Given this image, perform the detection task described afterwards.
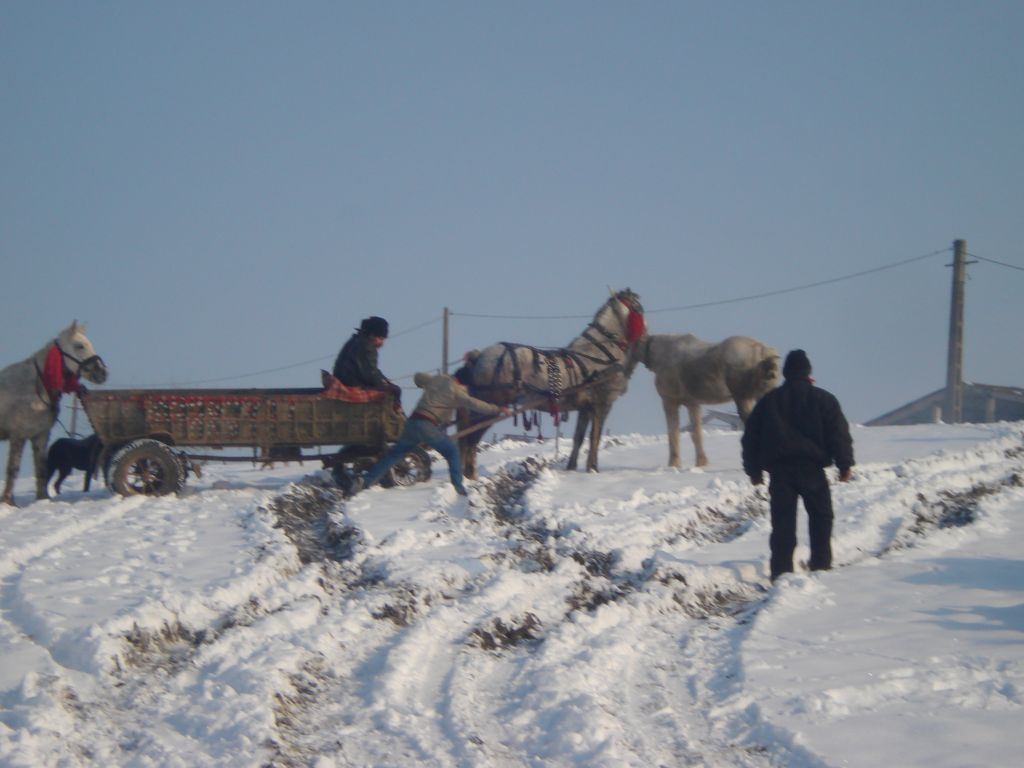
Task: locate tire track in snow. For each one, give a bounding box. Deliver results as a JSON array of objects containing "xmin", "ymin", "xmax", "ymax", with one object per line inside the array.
[
  {"xmin": 0, "ymin": 494, "xmax": 149, "ymax": 581},
  {"xmin": 0, "ymin": 495, "xmax": 150, "ymax": 689},
  {"xmin": 681, "ymin": 431, "xmax": 1024, "ymax": 767},
  {"xmin": 428, "ymin": 433, "xmax": 1024, "ymax": 767},
  {"xmin": 99, "ymin": 430, "xmax": 1022, "ymax": 768},
  {"xmin": 0, "ymin": 484, "xmax": 329, "ymax": 766},
  {"xmin": 16, "ymin": 430, "xmax": 1017, "ymax": 766},
  {"xmin": 270, "ymin": 469, "xmax": 578, "ymax": 766},
  {"xmin": 833, "ymin": 431, "xmax": 1024, "ymax": 563},
  {"xmin": 344, "ymin": 460, "xmax": 776, "ymax": 767}
]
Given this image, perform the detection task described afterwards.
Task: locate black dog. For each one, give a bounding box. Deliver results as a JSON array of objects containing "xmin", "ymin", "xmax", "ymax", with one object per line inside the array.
[{"xmin": 46, "ymin": 434, "xmax": 103, "ymax": 495}]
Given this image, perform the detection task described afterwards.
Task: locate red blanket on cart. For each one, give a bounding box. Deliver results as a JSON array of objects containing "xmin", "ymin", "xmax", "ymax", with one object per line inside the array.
[{"xmin": 320, "ymin": 370, "xmax": 389, "ymax": 403}]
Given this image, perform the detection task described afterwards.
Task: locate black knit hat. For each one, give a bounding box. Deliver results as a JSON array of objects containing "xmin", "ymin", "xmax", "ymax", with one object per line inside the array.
[
  {"xmin": 359, "ymin": 316, "xmax": 389, "ymax": 338},
  {"xmin": 782, "ymin": 349, "xmax": 812, "ymax": 380}
]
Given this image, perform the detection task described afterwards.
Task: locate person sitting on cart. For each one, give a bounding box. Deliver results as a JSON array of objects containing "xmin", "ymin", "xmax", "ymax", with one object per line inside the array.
[
  {"xmin": 353, "ymin": 367, "xmax": 511, "ymax": 497},
  {"xmin": 333, "ymin": 316, "xmax": 402, "ymax": 404}
]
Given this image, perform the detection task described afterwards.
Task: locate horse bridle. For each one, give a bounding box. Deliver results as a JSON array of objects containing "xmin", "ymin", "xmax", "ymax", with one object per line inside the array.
[{"xmin": 55, "ymin": 340, "xmax": 105, "ymax": 379}]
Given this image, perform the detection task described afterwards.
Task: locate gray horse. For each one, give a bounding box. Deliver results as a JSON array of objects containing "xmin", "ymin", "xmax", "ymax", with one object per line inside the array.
[
  {"xmin": 629, "ymin": 333, "xmax": 779, "ymax": 468},
  {"xmin": 1, "ymin": 322, "xmax": 108, "ymax": 505},
  {"xmin": 458, "ymin": 289, "xmax": 646, "ymax": 478}
]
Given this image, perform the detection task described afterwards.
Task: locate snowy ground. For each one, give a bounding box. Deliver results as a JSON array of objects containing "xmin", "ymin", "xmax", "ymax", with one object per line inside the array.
[{"xmin": 1, "ymin": 422, "xmax": 1022, "ymax": 767}]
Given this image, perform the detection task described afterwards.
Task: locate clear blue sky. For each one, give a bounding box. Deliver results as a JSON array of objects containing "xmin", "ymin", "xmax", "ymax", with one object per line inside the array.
[{"xmin": 2, "ymin": 1, "xmax": 1022, "ymax": 470}]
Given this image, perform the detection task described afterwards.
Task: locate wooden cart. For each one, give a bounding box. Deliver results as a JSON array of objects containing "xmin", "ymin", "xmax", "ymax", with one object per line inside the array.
[{"xmin": 80, "ymin": 387, "xmax": 430, "ymax": 496}]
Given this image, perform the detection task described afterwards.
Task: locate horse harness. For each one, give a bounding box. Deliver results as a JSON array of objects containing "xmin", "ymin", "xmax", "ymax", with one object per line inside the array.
[
  {"xmin": 486, "ymin": 311, "xmax": 633, "ymax": 418},
  {"xmin": 33, "ymin": 340, "xmax": 104, "ymax": 411},
  {"xmin": 462, "ymin": 290, "xmax": 644, "ymax": 434}
]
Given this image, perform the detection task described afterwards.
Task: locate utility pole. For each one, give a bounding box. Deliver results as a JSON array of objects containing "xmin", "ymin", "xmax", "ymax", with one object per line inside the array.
[
  {"xmin": 944, "ymin": 239, "xmax": 971, "ymax": 423},
  {"xmin": 442, "ymin": 307, "xmax": 450, "ymax": 374}
]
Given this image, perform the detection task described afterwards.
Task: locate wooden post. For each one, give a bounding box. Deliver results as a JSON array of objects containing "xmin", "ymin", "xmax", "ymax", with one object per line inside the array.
[
  {"xmin": 944, "ymin": 239, "xmax": 968, "ymax": 423},
  {"xmin": 442, "ymin": 307, "xmax": 450, "ymax": 374}
]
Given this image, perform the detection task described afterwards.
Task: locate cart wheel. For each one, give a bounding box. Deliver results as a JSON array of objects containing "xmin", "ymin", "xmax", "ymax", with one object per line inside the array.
[
  {"xmin": 382, "ymin": 447, "xmax": 432, "ymax": 488},
  {"xmin": 108, "ymin": 439, "xmax": 186, "ymax": 497}
]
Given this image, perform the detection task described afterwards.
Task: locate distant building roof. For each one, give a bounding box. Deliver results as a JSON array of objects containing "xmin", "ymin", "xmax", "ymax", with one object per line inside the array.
[{"xmin": 867, "ymin": 383, "xmax": 1024, "ymax": 426}]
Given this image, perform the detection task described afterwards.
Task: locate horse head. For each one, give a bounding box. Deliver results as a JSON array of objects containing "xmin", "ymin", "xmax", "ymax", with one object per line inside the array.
[
  {"xmin": 57, "ymin": 321, "xmax": 108, "ymax": 384},
  {"xmin": 601, "ymin": 288, "xmax": 646, "ymax": 347}
]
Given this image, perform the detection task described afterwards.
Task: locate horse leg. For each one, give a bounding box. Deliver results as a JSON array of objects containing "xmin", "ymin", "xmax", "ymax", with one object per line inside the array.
[
  {"xmin": 688, "ymin": 404, "xmax": 708, "ymax": 467},
  {"xmin": 566, "ymin": 410, "xmax": 590, "ymax": 471},
  {"xmin": 663, "ymin": 398, "xmax": 682, "ymax": 468},
  {"xmin": 3, "ymin": 437, "xmax": 26, "ymax": 506},
  {"xmin": 586, "ymin": 404, "xmax": 610, "ymax": 473},
  {"xmin": 32, "ymin": 431, "xmax": 51, "ymax": 500}
]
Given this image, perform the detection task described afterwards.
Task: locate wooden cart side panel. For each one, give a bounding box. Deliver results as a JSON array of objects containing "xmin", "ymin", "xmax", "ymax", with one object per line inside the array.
[
  {"xmin": 81, "ymin": 393, "xmax": 148, "ymax": 444},
  {"xmin": 82, "ymin": 390, "xmax": 404, "ymax": 449}
]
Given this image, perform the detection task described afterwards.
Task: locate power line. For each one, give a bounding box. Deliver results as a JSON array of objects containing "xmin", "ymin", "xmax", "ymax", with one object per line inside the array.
[
  {"xmin": 647, "ymin": 248, "xmax": 952, "ymax": 314},
  {"xmin": 390, "ymin": 316, "xmax": 443, "ymax": 337},
  {"xmin": 118, "ymin": 247, "xmax": 959, "ymax": 388},
  {"xmin": 141, "ymin": 355, "xmax": 333, "ymax": 387},
  {"xmin": 453, "ymin": 248, "xmax": 953, "ymax": 319},
  {"xmin": 452, "ymin": 310, "xmax": 596, "ymax": 320},
  {"xmin": 129, "ymin": 315, "xmax": 442, "ymax": 388},
  {"xmin": 969, "ymin": 252, "xmax": 1024, "ymax": 272}
]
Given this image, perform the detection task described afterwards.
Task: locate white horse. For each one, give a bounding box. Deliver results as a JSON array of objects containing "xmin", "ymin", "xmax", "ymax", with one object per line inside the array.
[
  {"xmin": 630, "ymin": 333, "xmax": 779, "ymax": 468},
  {"xmin": 458, "ymin": 289, "xmax": 646, "ymax": 478},
  {"xmin": 1, "ymin": 322, "xmax": 108, "ymax": 504}
]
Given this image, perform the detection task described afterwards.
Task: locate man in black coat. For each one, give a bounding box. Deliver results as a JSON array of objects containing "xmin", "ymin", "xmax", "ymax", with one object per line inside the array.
[
  {"xmin": 333, "ymin": 316, "xmax": 402, "ymax": 402},
  {"xmin": 741, "ymin": 349, "xmax": 854, "ymax": 581}
]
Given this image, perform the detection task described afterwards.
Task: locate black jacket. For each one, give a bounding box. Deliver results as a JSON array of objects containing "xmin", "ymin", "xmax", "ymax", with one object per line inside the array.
[
  {"xmin": 332, "ymin": 332, "xmax": 387, "ymax": 388},
  {"xmin": 741, "ymin": 379, "xmax": 854, "ymax": 477}
]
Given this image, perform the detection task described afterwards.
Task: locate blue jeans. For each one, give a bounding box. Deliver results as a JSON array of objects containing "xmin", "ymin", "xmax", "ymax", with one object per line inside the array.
[{"xmin": 364, "ymin": 416, "xmax": 464, "ymax": 490}]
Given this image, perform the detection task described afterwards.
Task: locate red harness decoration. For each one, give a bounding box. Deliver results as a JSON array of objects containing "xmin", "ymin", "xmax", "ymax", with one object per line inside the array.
[
  {"xmin": 627, "ymin": 310, "xmax": 646, "ymax": 345},
  {"xmin": 41, "ymin": 344, "xmax": 80, "ymax": 403}
]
